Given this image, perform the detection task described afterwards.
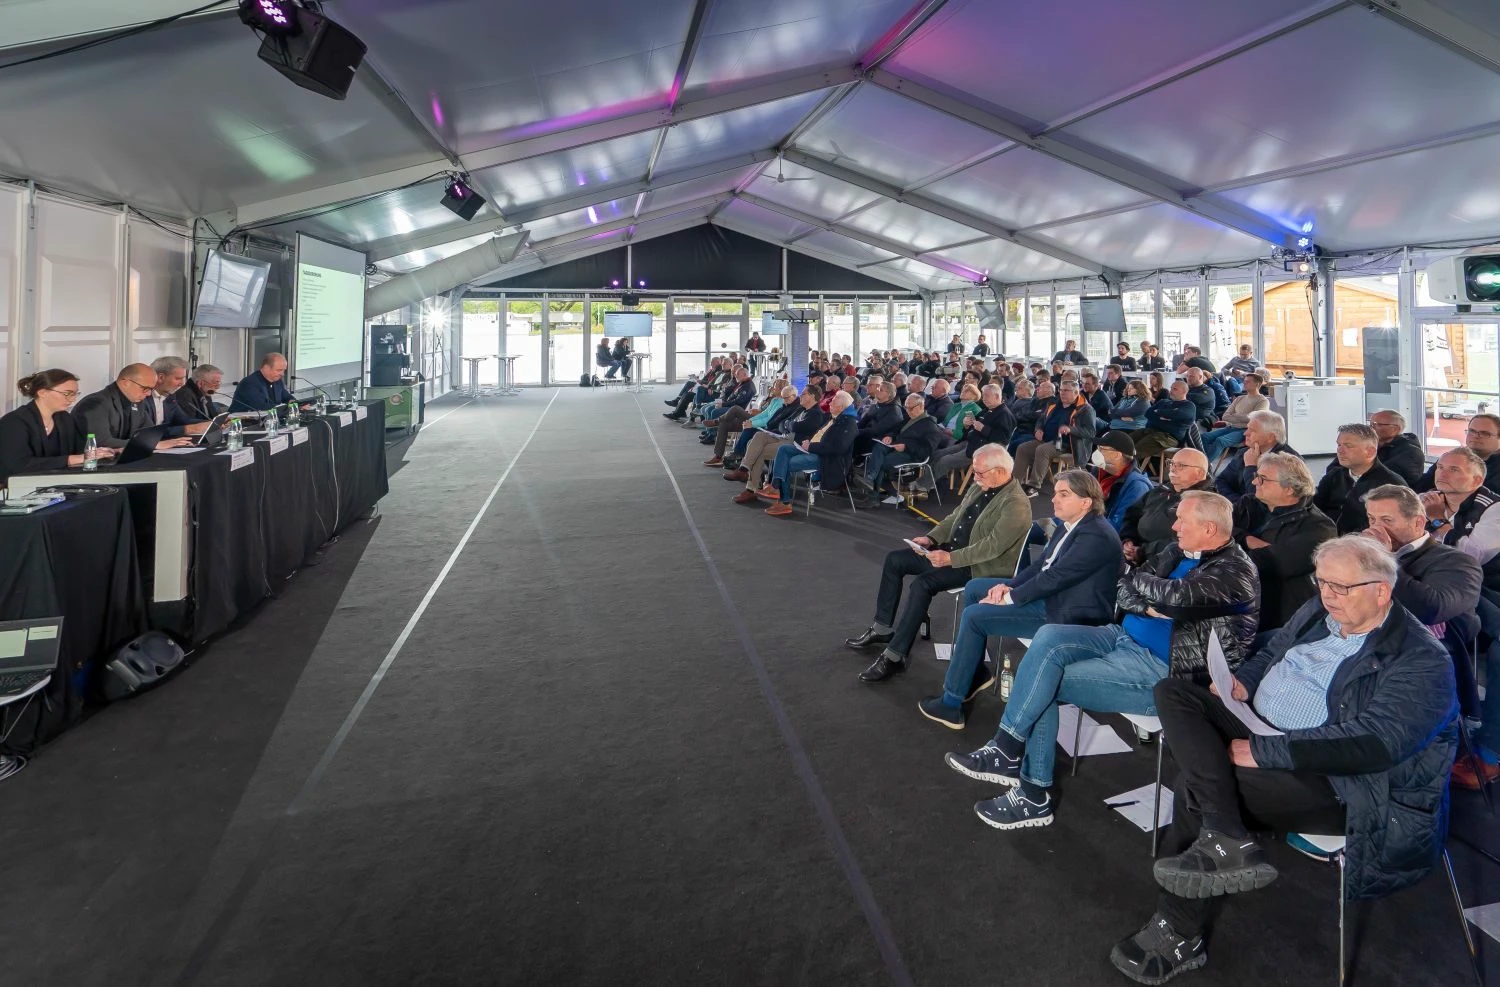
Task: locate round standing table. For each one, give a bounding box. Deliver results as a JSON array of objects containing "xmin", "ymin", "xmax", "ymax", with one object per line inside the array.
[
  {"xmin": 497, "ymin": 354, "xmax": 523, "ymax": 395},
  {"xmin": 461, "ymin": 356, "xmax": 490, "ymax": 397},
  {"xmin": 628, "ymin": 352, "xmax": 652, "ymax": 392}
]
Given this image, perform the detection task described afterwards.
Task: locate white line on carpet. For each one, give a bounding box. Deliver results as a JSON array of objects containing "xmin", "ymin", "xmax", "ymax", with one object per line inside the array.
[
  {"xmin": 421, "ymin": 399, "xmax": 473, "ymax": 428},
  {"xmin": 285, "ymin": 388, "xmax": 559, "ymax": 815}
]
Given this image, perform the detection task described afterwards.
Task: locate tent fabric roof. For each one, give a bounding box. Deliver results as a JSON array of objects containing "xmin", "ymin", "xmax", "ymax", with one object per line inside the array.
[{"xmin": 4, "ymin": 0, "xmax": 1500, "ymax": 291}]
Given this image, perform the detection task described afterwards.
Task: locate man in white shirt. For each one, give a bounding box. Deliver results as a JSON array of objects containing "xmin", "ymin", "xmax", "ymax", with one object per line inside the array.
[{"xmin": 148, "ymin": 356, "xmax": 211, "ymax": 436}]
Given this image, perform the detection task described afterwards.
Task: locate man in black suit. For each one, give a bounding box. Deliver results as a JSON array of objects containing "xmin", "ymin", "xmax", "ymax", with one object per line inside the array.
[
  {"xmin": 1367, "ymin": 409, "xmax": 1426, "ymax": 487},
  {"xmin": 1360, "ymin": 483, "xmax": 1481, "ymax": 633},
  {"xmin": 1313, "ymin": 423, "xmax": 1405, "ymax": 534},
  {"xmin": 861, "ymin": 394, "xmax": 946, "ymax": 505},
  {"xmin": 170, "ymin": 364, "xmax": 223, "ymax": 422},
  {"xmin": 73, "ymin": 364, "xmax": 192, "ymax": 451}
]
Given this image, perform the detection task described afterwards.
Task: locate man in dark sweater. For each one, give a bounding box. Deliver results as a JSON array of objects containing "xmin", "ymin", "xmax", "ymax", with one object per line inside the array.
[
  {"xmin": 1415, "ymin": 412, "xmax": 1500, "ymax": 493},
  {"xmin": 1361, "ymin": 484, "xmax": 1481, "ymax": 633},
  {"xmin": 1183, "ymin": 368, "xmax": 1216, "ymax": 426},
  {"xmin": 1368, "ymin": 409, "xmax": 1426, "ymax": 487},
  {"xmin": 1313, "ymin": 423, "xmax": 1405, "ymax": 534},
  {"xmin": 1232, "ymin": 452, "xmax": 1336, "ymax": 631}
]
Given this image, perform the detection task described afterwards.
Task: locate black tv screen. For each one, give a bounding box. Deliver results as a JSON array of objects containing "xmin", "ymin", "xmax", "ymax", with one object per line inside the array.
[
  {"xmin": 194, "ymin": 250, "xmax": 271, "ymax": 328},
  {"xmin": 1080, "ymin": 295, "xmax": 1126, "ymax": 333}
]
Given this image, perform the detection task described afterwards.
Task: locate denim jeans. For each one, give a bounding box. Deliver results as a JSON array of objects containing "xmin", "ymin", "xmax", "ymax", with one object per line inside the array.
[
  {"xmin": 704, "ymin": 404, "xmax": 730, "ymax": 423},
  {"xmin": 732, "ymin": 428, "xmax": 758, "ymax": 458},
  {"xmin": 770, "ymin": 446, "xmax": 820, "ymax": 503},
  {"xmin": 940, "ymin": 579, "xmax": 1050, "ymax": 705},
  {"xmin": 993, "ymin": 623, "xmax": 1167, "ymax": 788},
  {"xmin": 1201, "ymin": 426, "xmax": 1246, "ymax": 464}
]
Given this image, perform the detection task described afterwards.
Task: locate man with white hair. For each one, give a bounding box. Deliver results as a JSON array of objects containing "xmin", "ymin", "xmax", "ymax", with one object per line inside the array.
[
  {"xmin": 848, "ymin": 444, "xmax": 1031, "ymax": 681},
  {"xmin": 1313, "ymin": 423, "xmax": 1405, "ymax": 534},
  {"xmin": 171, "ymin": 363, "xmax": 223, "ymax": 421},
  {"xmin": 761, "ymin": 389, "xmax": 858, "ymax": 517},
  {"xmin": 1110, "ymin": 535, "xmax": 1458, "ymax": 985},
  {"xmin": 145, "ymin": 356, "xmax": 212, "ymax": 436},
  {"xmin": 1215, "ymin": 410, "xmax": 1294, "ymax": 500},
  {"xmin": 945, "ymin": 492, "xmax": 1258, "ymax": 829},
  {"xmin": 1422, "ymin": 447, "xmax": 1500, "ymax": 788}
]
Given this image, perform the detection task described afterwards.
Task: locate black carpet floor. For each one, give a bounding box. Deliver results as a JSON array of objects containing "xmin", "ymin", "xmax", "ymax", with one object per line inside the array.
[{"xmin": 1, "ymin": 387, "xmax": 1492, "ymax": 987}]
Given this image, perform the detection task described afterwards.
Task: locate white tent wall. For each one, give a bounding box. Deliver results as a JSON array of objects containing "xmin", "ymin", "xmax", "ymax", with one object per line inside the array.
[{"xmin": 0, "ymin": 186, "xmax": 191, "ymax": 413}]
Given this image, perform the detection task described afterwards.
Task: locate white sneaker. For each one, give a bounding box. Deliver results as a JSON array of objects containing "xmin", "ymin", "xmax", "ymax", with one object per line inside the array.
[{"xmin": 881, "ymin": 495, "xmax": 903, "ymax": 505}]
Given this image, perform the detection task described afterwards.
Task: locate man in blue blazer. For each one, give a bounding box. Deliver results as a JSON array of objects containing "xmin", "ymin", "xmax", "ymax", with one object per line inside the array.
[
  {"xmin": 230, "ymin": 352, "xmax": 296, "ymax": 412},
  {"xmin": 919, "ymin": 468, "xmax": 1124, "ymax": 728}
]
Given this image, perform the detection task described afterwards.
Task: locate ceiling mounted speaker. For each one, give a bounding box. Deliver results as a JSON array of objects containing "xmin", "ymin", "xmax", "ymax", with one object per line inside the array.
[
  {"xmin": 255, "ymin": 5, "xmax": 367, "ymax": 100},
  {"xmin": 442, "ymin": 177, "xmax": 486, "ymax": 221}
]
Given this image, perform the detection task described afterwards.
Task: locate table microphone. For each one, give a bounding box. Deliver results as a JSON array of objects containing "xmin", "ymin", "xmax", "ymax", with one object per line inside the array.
[{"xmin": 290, "ymin": 375, "xmax": 339, "ymax": 408}]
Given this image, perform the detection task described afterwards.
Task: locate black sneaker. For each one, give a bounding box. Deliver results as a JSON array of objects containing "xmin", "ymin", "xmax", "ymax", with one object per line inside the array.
[
  {"xmin": 965, "ymin": 664, "xmax": 996, "ymax": 701},
  {"xmin": 1109, "ymin": 913, "xmax": 1207, "ymax": 985},
  {"xmin": 944, "ymin": 744, "xmax": 1020, "ymax": 785},
  {"xmin": 974, "ymin": 788, "xmax": 1053, "ymax": 829},
  {"xmin": 1153, "ymin": 829, "xmax": 1278, "ymax": 899},
  {"xmin": 917, "ymin": 696, "xmax": 964, "ymax": 730}
]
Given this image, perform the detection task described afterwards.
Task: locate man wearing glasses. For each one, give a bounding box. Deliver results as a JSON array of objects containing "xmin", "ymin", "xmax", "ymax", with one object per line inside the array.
[
  {"xmin": 1366, "ymin": 409, "xmax": 1425, "ymax": 487},
  {"xmin": 1111, "ymin": 535, "xmax": 1458, "ymax": 985},
  {"xmin": 1416, "ymin": 412, "xmax": 1500, "ymax": 493},
  {"xmin": 1232, "ymin": 452, "xmax": 1336, "ymax": 630},
  {"xmin": 73, "ymin": 364, "xmax": 194, "ymax": 451}
]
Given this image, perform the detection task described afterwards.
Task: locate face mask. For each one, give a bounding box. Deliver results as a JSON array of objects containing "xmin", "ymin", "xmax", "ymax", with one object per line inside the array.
[{"xmin": 1089, "ymin": 450, "xmax": 1107, "ymax": 469}]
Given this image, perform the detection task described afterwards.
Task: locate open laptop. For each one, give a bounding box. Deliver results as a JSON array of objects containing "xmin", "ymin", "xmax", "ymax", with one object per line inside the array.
[
  {"xmin": 115, "ymin": 424, "xmax": 171, "ymax": 465},
  {"xmin": 0, "ymin": 617, "xmax": 63, "ymax": 701},
  {"xmin": 195, "ymin": 412, "xmax": 231, "ymax": 448}
]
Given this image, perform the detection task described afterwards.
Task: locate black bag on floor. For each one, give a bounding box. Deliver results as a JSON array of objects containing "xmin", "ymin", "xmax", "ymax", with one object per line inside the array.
[
  {"xmin": 580, "ymin": 374, "xmax": 600, "ymax": 387},
  {"xmin": 101, "ymin": 631, "xmax": 186, "ymax": 702}
]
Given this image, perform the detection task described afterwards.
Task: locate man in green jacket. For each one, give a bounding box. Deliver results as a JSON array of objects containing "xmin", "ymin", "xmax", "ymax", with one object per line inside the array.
[{"xmin": 847, "ymin": 444, "xmax": 1033, "ymax": 682}]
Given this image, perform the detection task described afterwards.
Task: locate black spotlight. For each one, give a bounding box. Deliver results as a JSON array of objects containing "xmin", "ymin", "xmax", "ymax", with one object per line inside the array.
[
  {"xmin": 244, "ymin": 1, "xmax": 367, "ymax": 100},
  {"xmin": 441, "ymin": 176, "xmax": 486, "ymax": 221},
  {"xmin": 620, "ymin": 292, "xmax": 640, "ymax": 308}
]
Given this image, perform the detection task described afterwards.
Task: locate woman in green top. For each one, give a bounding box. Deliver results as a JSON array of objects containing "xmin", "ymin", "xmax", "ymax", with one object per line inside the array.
[{"xmin": 946, "ymin": 382, "xmax": 983, "ymax": 440}]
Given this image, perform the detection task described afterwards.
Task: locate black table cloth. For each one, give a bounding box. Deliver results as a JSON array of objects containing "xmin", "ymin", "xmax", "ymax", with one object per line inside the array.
[{"xmin": 0, "ymin": 488, "xmax": 147, "ymax": 753}]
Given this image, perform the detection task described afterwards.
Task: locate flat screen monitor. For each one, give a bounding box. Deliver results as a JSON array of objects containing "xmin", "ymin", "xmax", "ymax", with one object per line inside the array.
[
  {"xmin": 194, "ymin": 250, "xmax": 271, "ymax": 328},
  {"xmin": 602, "ymin": 311, "xmax": 653, "ymax": 336},
  {"xmin": 294, "ymin": 234, "xmax": 368, "ymax": 388},
  {"xmin": 761, "ymin": 312, "xmax": 790, "ymax": 335},
  {"xmin": 976, "ymin": 300, "xmax": 1004, "ymax": 331},
  {"xmin": 1080, "ymin": 295, "xmax": 1127, "ymax": 334}
]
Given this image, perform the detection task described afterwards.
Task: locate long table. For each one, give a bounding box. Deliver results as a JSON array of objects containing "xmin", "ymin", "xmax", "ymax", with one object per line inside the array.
[{"xmin": 5, "ymin": 401, "xmax": 389, "ymax": 644}]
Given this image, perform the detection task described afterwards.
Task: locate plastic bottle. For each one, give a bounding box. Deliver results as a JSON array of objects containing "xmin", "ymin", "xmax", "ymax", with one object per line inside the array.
[
  {"xmin": 266, "ymin": 409, "xmax": 279, "ymax": 438},
  {"xmin": 227, "ymin": 419, "xmax": 243, "ymax": 451},
  {"xmin": 82, "ymin": 433, "xmax": 98, "ymax": 471},
  {"xmin": 1000, "ymin": 657, "xmax": 1014, "ymax": 702},
  {"xmin": 287, "ymin": 400, "xmax": 299, "ymax": 428}
]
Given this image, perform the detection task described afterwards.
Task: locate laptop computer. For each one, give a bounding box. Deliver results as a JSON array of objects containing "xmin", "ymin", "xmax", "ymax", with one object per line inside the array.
[
  {"xmin": 0, "ymin": 617, "xmax": 63, "ymax": 702},
  {"xmin": 195, "ymin": 412, "xmax": 231, "ymax": 448},
  {"xmin": 115, "ymin": 424, "xmax": 171, "ymax": 465}
]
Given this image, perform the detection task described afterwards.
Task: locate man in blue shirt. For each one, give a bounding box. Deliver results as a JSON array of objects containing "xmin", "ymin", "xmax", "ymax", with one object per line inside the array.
[
  {"xmin": 1110, "ymin": 535, "xmax": 1458, "ymax": 985},
  {"xmin": 943, "ymin": 491, "xmax": 1256, "ymax": 829},
  {"xmin": 230, "ymin": 352, "xmax": 296, "ymax": 412}
]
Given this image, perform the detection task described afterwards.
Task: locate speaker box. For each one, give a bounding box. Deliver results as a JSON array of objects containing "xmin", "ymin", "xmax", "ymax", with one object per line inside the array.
[
  {"xmin": 257, "ymin": 8, "xmax": 367, "ymax": 100},
  {"xmin": 370, "ymin": 353, "xmax": 405, "ymax": 387},
  {"xmin": 441, "ymin": 187, "xmax": 486, "ymax": 221}
]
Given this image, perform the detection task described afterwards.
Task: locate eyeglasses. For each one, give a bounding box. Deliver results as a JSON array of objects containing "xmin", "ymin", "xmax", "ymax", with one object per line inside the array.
[
  {"xmin": 1466, "ymin": 427, "xmax": 1499, "ymax": 438},
  {"xmin": 1168, "ymin": 462, "xmax": 1205, "ymax": 472},
  {"xmin": 1250, "ymin": 474, "xmax": 1283, "ymax": 486},
  {"xmin": 124, "ymin": 378, "xmax": 156, "ymax": 391},
  {"xmin": 1367, "ymin": 420, "xmax": 1399, "ymax": 429},
  {"xmin": 44, "ymin": 388, "xmax": 80, "ymax": 399},
  {"xmin": 1313, "ymin": 577, "xmax": 1382, "ymax": 596}
]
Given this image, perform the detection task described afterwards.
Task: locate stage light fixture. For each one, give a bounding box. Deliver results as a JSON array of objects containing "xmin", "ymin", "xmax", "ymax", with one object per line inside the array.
[
  {"xmin": 441, "ymin": 175, "xmax": 486, "ymax": 221},
  {"xmin": 239, "ymin": 0, "xmax": 300, "ymax": 35},
  {"xmin": 610, "ymin": 279, "xmax": 621, "ymax": 288},
  {"xmin": 637, "ymin": 280, "xmax": 646, "ymax": 288}
]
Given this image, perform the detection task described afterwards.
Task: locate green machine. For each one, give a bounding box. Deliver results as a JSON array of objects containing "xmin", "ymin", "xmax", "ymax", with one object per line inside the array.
[{"xmin": 366, "ymin": 382, "xmax": 425, "ymax": 432}]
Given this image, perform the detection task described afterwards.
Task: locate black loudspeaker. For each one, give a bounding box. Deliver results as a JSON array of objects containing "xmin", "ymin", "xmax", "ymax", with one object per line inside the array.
[
  {"xmin": 257, "ymin": 7, "xmax": 368, "ymax": 100},
  {"xmin": 441, "ymin": 187, "xmax": 486, "ymax": 221},
  {"xmin": 370, "ymin": 353, "xmax": 405, "ymax": 387}
]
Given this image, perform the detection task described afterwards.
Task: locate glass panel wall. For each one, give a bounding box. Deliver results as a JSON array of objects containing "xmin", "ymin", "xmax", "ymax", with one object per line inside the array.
[
  {"xmin": 860, "ymin": 301, "xmax": 891, "ymax": 355},
  {"xmin": 1160, "ymin": 287, "xmax": 1201, "ymax": 365},
  {"xmin": 1329, "ymin": 275, "xmax": 1398, "ymax": 379},
  {"xmin": 1025, "ymin": 293, "xmax": 1051, "ymax": 361},
  {"xmin": 504, "ymin": 298, "xmax": 546, "ymax": 385},
  {"xmin": 1420, "ymin": 320, "xmax": 1500, "ymax": 452},
  {"xmin": 549, "ymin": 299, "xmax": 585, "ymax": 383},
  {"xmin": 1003, "ymin": 296, "xmax": 1023, "ymax": 355},
  {"xmin": 894, "ymin": 300, "xmax": 923, "ymax": 352},
  {"xmin": 461, "ymin": 299, "xmax": 500, "ymax": 387},
  {"xmin": 1207, "ymin": 284, "xmax": 1252, "ymax": 369},
  {"xmin": 1123, "ymin": 290, "xmax": 1155, "ymax": 356},
  {"xmin": 824, "ymin": 300, "xmax": 856, "ymax": 357},
  {"xmin": 636, "ymin": 301, "xmax": 668, "ymax": 381},
  {"xmin": 1261, "ymin": 279, "xmax": 1311, "ymax": 378}
]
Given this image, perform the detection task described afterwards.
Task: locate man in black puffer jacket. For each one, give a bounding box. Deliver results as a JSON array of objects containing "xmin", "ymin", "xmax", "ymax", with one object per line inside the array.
[
  {"xmin": 1369, "ymin": 410, "xmax": 1426, "ymax": 487},
  {"xmin": 1121, "ymin": 448, "xmax": 1215, "ymax": 566},
  {"xmin": 1111, "ymin": 535, "xmax": 1457, "ymax": 985}
]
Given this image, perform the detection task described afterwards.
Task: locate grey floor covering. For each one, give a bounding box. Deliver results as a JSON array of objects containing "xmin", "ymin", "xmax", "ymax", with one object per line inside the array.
[{"xmin": 0, "ymin": 387, "xmax": 1492, "ymax": 987}]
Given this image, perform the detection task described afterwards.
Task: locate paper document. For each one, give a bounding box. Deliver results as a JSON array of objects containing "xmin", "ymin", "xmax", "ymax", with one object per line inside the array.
[
  {"xmin": 902, "ymin": 539, "xmax": 930, "ymax": 556},
  {"xmin": 157, "ymin": 447, "xmax": 207, "ymax": 455},
  {"xmin": 1464, "ymin": 902, "xmax": 1500, "ymax": 945},
  {"xmin": 1105, "ymin": 782, "xmax": 1174, "ymax": 832},
  {"xmin": 1057, "ymin": 705, "xmax": 1133, "ymax": 758},
  {"xmin": 1207, "ymin": 630, "xmax": 1283, "ymax": 736}
]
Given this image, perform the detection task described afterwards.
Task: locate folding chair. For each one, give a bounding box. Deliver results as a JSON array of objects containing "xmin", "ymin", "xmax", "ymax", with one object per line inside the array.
[
  {"xmin": 1287, "ymin": 834, "xmax": 1481, "ymax": 986},
  {"xmin": 1069, "ymin": 710, "xmax": 1166, "ymax": 855}
]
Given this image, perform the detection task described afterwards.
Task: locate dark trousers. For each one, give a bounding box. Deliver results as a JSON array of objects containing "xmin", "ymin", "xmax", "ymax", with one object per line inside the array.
[
  {"xmin": 874, "ymin": 549, "xmax": 972, "ymax": 658},
  {"xmin": 1153, "ymin": 678, "xmax": 1345, "ymax": 936},
  {"xmin": 712, "ymin": 406, "xmax": 753, "ymax": 456}
]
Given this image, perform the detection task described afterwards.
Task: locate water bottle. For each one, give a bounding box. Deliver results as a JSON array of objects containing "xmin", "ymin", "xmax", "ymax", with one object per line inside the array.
[
  {"xmin": 1000, "ymin": 657, "xmax": 1014, "ymax": 702},
  {"xmin": 287, "ymin": 400, "xmax": 299, "ymax": 428},
  {"xmin": 82, "ymin": 433, "xmax": 99, "ymax": 471},
  {"xmin": 266, "ymin": 410, "xmax": 279, "ymax": 438},
  {"xmin": 316, "ymin": 394, "xmax": 327, "ymax": 416}
]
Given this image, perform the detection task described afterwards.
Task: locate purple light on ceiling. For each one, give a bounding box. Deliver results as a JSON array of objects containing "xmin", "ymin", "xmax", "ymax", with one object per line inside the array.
[
  {"xmin": 499, "ymin": 95, "xmax": 668, "ymax": 141},
  {"xmin": 576, "ymin": 174, "xmax": 588, "ymax": 186},
  {"xmin": 429, "ymin": 94, "xmax": 445, "ymax": 129},
  {"xmin": 587, "ymin": 206, "xmax": 599, "ymax": 223}
]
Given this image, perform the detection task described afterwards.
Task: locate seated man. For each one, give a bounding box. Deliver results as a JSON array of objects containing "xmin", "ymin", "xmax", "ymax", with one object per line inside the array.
[
  {"xmin": 1111, "ymin": 536, "xmax": 1458, "ymax": 985},
  {"xmin": 1200, "ymin": 372, "xmax": 1267, "ymax": 464},
  {"xmin": 1313, "ymin": 423, "xmax": 1404, "ymax": 534},
  {"xmin": 761, "ymin": 390, "xmax": 858, "ymax": 517},
  {"xmin": 731, "ymin": 386, "xmax": 824, "ymax": 502},
  {"xmin": 1232, "ymin": 452, "xmax": 1336, "ymax": 630},
  {"xmin": 663, "ymin": 358, "xmax": 727, "ymax": 420},
  {"xmin": 1416, "ymin": 412, "xmax": 1500, "ymax": 492},
  {"xmin": 923, "ymin": 383, "xmax": 1014, "ymax": 491},
  {"xmin": 1121, "ymin": 449, "xmax": 1214, "ymax": 565},
  {"xmin": 1054, "ymin": 339, "xmax": 1088, "ymax": 365},
  {"xmin": 697, "ymin": 366, "xmax": 756, "ymax": 443},
  {"xmin": 1081, "ymin": 372, "xmax": 1114, "ymax": 420},
  {"xmin": 1013, "ymin": 380, "xmax": 1096, "ymax": 495},
  {"xmin": 229, "ymin": 352, "xmax": 297, "ymax": 413},
  {"xmin": 144, "ymin": 356, "xmax": 213, "ymax": 437},
  {"xmin": 1096, "ymin": 430, "xmax": 1153, "ymax": 533},
  {"xmin": 707, "ymin": 382, "xmax": 791, "ymax": 467},
  {"xmin": 1368, "ymin": 409, "xmax": 1426, "ymax": 487},
  {"xmin": 1182, "ymin": 368, "xmax": 1216, "ymax": 427},
  {"xmin": 1131, "ymin": 379, "xmax": 1197, "ymax": 462},
  {"xmin": 1223, "ymin": 344, "xmax": 1259, "ymax": 375},
  {"xmin": 944, "ymin": 492, "xmax": 1258, "ymax": 829},
  {"xmin": 860, "ymin": 393, "xmax": 946, "ymax": 505},
  {"xmin": 1215, "ymin": 410, "xmax": 1294, "ymax": 500},
  {"xmin": 1360, "ymin": 483, "xmax": 1481, "ymax": 636},
  {"xmin": 847, "ymin": 444, "xmax": 1032, "ymax": 681},
  {"xmin": 924, "ymin": 377, "xmax": 954, "ymax": 422},
  {"xmin": 73, "ymin": 363, "xmax": 194, "ymax": 451},
  {"xmin": 1422, "ymin": 448, "xmax": 1500, "ymax": 788},
  {"xmin": 170, "ymin": 363, "xmax": 223, "ymax": 421},
  {"xmin": 1175, "ymin": 344, "xmax": 1216, "ymax": 374},
  {"xmin": 918, "ymin": 469, "xmax": 1123, "ymax": 728}
]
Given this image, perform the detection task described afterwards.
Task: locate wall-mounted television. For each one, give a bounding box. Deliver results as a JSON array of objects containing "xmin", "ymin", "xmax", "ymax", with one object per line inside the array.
[
  {"xmin": 1080, "ymin": 295, "xmax": 1127, "ymax": 333},
  {"xmin": 602, "ymin": 311, "xmax": 653, "ymax": 336},
  {"xmin": 193, "ymin": 250, "xmax": 271, "ymax": 328}
]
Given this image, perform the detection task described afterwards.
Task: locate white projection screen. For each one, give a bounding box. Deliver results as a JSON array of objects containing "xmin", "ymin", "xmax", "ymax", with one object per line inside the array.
[{"xmin": 294, "ymin": 234, "xmax": 367, "ymax": 388}]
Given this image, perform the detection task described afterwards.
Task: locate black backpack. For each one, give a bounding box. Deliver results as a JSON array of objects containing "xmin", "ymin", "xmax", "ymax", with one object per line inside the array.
[
  {"xmin": 101, "ymin": 631, "xmax": 187, "ymax": 702},
  {"xmin": 579, "ymin": 374, "xmax": 600, "ymax": 387}
]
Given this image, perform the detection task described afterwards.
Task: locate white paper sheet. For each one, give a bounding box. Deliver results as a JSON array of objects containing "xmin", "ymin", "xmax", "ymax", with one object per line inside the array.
[
  {"xmin": 1057, "ymin": 705, "xmax": 1134, "ymax": 757},
  {"xmin": 1207, "ymin": 630, "xmax": 1284, "ymax": 736},
  {"xmin": 1106, "ymin": 782, "xmax": 1175, "ymax": 832},
  {"xmin": 1464, "ymin": 902, "xmax": 1500, "ymax": 944},
  {"xmin": 933, "ymin": 643, "xmax": 951, "ymax": 662},
  {"xmin": 156, "ymin": 447, "xmax": 206, "ymax": 455},
  {"xmin": 0, "ymin": 629, "xmax": 27, "ymax": 659}
]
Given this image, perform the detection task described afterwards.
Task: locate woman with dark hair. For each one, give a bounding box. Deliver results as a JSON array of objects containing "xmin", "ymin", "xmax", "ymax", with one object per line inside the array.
[
  {"xmin": 1148, "ymin": 370, "xmax": 1167, "ymax": 401},
  {"xmin": 0, "ymin": 369, "xmax": 117, "ymax": 483}
]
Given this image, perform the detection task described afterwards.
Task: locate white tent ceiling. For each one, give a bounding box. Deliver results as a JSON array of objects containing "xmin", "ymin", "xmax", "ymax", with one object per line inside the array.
[{"xmin": 3, "ymin": 0, "xmax": 1500, "ymax": 291}]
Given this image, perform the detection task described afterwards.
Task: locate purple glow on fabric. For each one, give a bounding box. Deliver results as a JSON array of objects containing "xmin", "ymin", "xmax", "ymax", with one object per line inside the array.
[
  {"xmin": 587, "ymin": 206, "xmax": 599, "ymax": 224},
  {"xmin": 496, "ymin": 95, "xmax": 670, "ymax": 141},
  {"xmin": 429, "ymin": 95, "xmax": 445, "ymax": 129}
]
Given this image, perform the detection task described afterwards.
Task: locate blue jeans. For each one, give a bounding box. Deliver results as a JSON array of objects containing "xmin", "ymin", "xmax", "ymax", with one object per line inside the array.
[
  {"xmin": 1201, "ymin": 426, "xmax": 1245, "ymax": 463},
  {"xmin": 940, "ymin": 579, "xmax": 1050, "ymax": 706},
  {"xmin": 993, "ymin": 624, "xmax": 1167, "ymax": 788},
  {"xmin": 732, "ymin": 428, "xmax": 758, "ymax": 458},
  {"xmin": 770, "ymin": 446, "xmax": 820, "ymax": 503}
]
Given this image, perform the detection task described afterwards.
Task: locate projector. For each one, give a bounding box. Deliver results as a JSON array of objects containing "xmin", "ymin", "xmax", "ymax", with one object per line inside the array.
[{"xmin": 1426, "ymin": 249, "xmax": 1500, "ymax": 305}]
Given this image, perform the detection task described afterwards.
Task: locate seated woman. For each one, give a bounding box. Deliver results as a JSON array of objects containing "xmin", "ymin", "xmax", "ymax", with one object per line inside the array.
[
  {"xmin": 1147, "ymin": 371, "xmax": 1167, "ymax": 401},
  {"xmin": 609, "ymin": 337, "xmax": 631, "ymax": 379},
  {"xmin": 0, "ymin": 368, "xmax": 117, "ymax": 484},
  {"xmin": 1109, "ymin": 379, "xmax": 1153, "ymax": 431}
]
